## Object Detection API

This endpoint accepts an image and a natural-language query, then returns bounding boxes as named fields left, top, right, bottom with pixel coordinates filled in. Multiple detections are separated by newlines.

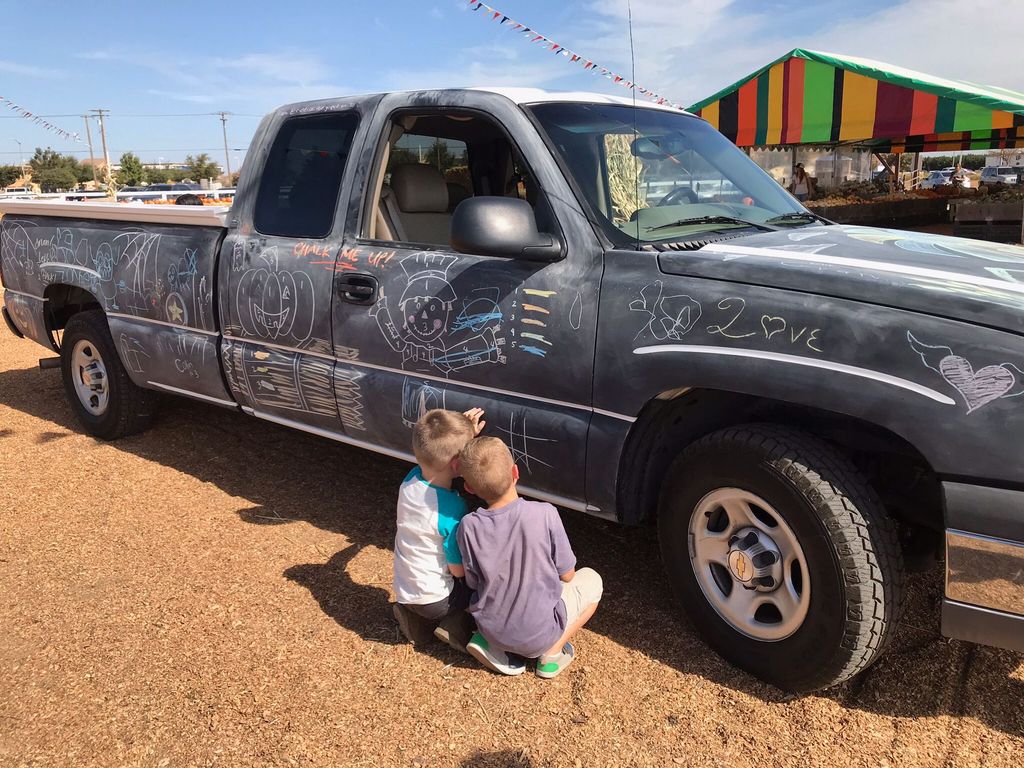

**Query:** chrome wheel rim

left=71, top=339, right=109, bottom=416
left=688, top=487, right=810, bottom=641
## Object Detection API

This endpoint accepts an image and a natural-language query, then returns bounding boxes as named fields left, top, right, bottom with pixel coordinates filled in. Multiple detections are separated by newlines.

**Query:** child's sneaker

left=433, top=611, right=475, bottom=655
left=536, top=642, right=575, bottom=679
left=467, top=632, right=525, bottom=676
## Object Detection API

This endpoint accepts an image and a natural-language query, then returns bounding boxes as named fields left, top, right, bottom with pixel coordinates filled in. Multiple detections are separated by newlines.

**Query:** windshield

left=528, top=103, right=809, bottom=245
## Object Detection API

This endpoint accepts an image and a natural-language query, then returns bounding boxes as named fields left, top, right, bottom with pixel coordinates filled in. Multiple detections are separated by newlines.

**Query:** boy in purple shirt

left=456, top=437, right=603, bottom=678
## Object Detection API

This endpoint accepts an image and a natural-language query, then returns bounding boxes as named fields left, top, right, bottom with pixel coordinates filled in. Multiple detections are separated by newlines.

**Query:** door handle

left=337, top=273, right=378, bottom=305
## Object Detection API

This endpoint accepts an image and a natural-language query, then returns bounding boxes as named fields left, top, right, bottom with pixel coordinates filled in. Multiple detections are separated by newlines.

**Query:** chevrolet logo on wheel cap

left=729, top=550, right=754, bottom=583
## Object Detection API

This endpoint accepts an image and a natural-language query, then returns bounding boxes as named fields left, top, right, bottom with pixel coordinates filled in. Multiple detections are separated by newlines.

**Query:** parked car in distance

left=920, top=169, right=974, bottom=189
left=979, top=166, right=1021, bottom=188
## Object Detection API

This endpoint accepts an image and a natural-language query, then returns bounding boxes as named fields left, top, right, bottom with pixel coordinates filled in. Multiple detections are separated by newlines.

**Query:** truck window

left=254, top=112, right=359, bottom=239
left=365, top=111, right=552, bottom=247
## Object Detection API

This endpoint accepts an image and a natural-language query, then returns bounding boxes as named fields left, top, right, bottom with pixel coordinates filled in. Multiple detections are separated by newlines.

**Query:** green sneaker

left=466, top=632, right=525, bottom=676
left=536, top=642, right=575, bottom=679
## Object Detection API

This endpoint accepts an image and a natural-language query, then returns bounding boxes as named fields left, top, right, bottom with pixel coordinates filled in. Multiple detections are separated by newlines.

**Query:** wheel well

left=42, top=284, right=102, bottom=345
left=617, top=388, right=942, bottom=535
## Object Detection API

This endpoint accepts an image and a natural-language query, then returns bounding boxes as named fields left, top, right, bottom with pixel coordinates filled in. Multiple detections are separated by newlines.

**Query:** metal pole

left=218, top=112, right=231, bottom=178
left=13, top=139, right=24, bottom=181
left=91, top=109, right=112, bottom=191
left=82, top=115, right=98, bottom=186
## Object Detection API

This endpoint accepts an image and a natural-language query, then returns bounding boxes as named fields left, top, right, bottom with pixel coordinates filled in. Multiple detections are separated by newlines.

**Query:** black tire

left=60, top=310, right=157, bottom=439
left=658, top=424, right=904, bottom=692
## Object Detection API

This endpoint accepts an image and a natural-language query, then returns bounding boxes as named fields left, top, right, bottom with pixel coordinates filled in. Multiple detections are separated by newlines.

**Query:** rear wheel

left=658, top=424, right=904, bottom=692
left=60, top=310, right=157, bottom=439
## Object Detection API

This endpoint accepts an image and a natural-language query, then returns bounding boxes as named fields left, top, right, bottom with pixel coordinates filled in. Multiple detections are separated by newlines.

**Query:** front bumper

left=942, top=482, right=1024, bottom=654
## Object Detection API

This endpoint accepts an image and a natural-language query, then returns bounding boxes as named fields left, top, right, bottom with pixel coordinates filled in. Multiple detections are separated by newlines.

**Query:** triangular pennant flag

left=492, top=10, right=500, bottom=19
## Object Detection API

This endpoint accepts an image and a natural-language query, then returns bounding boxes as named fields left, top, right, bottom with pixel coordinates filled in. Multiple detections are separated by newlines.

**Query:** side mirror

left=450, top=197, right=562, bottom=261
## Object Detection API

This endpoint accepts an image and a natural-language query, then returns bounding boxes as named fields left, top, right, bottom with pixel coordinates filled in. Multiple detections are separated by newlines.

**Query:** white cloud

left=0, top=59, right=66, bottom=78
left=569, top=0, right=1024, bottom=107
left=81, top=48, right=348, bottom=110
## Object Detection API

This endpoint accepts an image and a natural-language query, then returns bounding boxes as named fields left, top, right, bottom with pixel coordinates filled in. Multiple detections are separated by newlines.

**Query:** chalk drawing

left=496, top=412, right=556, bottom=474
left=631, top=280, right=702, bottom=342
left=401, top=378, right=449, bottom=428
left=908, top=331, right=1024, bottom=414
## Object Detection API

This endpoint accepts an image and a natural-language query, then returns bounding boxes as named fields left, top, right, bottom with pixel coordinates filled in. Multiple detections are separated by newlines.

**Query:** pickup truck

left=2, top=87, right=1022, bottom=692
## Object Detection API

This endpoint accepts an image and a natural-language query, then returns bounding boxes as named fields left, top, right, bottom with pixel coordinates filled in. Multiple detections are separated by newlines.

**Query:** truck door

left=329, top=91, right=605, bottom=512
left=220, top=98, right=379, bottom=433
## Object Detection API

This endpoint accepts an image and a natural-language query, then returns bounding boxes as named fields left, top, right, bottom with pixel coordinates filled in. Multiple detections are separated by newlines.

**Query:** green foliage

left=185, top=153, right=220, bottom=180
left=143, top=168, right=192, bottom=184
left=29, top=147, right=87, bottom=191
left=33, top=167, right=78, bottom=192
left=117, top=152, right=146, bottom=186
left=922, top=154, right=986, bottom=171
left=0, top=165, right=22, bottom=188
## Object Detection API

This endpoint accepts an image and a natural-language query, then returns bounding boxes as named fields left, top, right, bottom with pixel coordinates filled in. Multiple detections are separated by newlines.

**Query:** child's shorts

left=404, top=578, right=470, bottom=622
left=560, top=567, right=603, bottom=625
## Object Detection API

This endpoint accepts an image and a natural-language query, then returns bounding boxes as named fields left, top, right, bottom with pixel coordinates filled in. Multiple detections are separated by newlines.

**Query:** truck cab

left=3, top=87, right=1023, bottom=692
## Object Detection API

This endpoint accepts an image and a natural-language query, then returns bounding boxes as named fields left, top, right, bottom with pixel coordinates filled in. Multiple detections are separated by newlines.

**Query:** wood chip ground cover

left=0, top=328, right=1021, bottom=767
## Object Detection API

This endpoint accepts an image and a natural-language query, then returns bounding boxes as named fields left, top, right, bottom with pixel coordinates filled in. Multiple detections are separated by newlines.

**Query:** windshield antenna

left=627, top=0, right=640, bottom=251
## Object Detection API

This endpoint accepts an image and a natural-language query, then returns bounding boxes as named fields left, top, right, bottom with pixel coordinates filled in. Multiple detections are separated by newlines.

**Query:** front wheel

left=60, top=310, right=157, bottom=439
left=659, top=424, right=904, bottom=692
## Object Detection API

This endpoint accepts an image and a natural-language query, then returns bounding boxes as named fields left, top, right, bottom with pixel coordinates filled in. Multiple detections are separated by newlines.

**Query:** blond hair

left=458, top=437, right=515, bottom=503
left=412, top=409, right=475, bottom=469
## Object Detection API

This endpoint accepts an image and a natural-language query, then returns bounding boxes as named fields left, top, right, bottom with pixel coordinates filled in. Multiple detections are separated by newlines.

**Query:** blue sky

left=2, top=0, right=1021, bottom=166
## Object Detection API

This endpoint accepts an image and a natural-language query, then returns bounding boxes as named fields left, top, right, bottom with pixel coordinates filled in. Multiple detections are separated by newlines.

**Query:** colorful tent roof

left=689, top=49, right=1024, bottom=153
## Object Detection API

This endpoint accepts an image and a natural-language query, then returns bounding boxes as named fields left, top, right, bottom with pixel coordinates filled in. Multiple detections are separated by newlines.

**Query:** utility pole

left=82, top=115, right=98, bottom=186
left=218, top=112, right=232, bottom=179
left=91, top=108, right=112, bottom=192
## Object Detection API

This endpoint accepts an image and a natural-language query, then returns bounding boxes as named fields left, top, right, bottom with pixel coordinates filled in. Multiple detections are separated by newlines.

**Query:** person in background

left=174, top=193, right=205, bottom=205
left=789, top=163, right=814, bottom=202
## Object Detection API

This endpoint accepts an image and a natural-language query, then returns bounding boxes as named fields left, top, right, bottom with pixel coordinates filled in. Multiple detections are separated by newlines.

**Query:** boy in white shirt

left=392, top=407, right=485, bottom=651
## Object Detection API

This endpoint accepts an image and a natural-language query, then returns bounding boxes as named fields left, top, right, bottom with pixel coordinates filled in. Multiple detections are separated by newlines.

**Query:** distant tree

left=117, top=152, right=146, bottom=186
left=922, top=153, right=986, bottom=171
left=0, top=165, right=21, bottom=188
left=185, top=153, right=220, bottom=180
left=33, top=166, right=78, bottom=192
left=143, top=168, right=191, bottom=184
left=28, top=148, right=86, bottom=191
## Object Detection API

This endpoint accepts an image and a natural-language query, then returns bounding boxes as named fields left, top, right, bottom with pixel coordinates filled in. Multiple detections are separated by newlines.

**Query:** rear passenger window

left=254, top=112, right=358, bottom=239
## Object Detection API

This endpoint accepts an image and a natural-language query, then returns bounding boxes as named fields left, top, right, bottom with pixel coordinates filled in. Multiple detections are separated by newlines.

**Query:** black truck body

left=2, top=87, right=1022, bottom=691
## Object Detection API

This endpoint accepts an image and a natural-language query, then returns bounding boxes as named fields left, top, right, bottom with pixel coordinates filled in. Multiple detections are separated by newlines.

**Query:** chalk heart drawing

left=760, top=315, right=786, bottom=340
left=907, top=331, right=1024, bottom=414
left=938, top=356, right=1015, bottom=414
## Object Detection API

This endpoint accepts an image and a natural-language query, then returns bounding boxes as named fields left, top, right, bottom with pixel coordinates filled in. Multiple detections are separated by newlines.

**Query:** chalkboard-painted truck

left=2, top=89, right=1022, bottom=691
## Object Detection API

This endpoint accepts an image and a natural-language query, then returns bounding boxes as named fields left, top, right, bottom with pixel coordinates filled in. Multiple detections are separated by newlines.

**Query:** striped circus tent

left=690, top=49, right=1024, bottom=153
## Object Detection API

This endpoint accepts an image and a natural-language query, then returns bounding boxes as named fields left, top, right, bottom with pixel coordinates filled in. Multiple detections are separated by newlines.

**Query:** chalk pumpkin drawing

left=235, top=246, right=315, bottom=343
left=908, top=331, right=1024, bottom=413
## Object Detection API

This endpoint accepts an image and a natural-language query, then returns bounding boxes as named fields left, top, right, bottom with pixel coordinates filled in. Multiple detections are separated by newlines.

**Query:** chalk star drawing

left=907, top=331, right=1024, bottom=414
left=166, top=293, right=185, bottom=324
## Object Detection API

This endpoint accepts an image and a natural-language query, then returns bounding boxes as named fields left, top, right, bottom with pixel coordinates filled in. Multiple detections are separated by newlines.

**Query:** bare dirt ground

left=0, top=329, right=1021, bottom=768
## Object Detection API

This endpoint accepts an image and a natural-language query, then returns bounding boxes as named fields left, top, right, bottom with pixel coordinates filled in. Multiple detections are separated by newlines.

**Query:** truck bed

left=0, top=199, right=230, bottom=227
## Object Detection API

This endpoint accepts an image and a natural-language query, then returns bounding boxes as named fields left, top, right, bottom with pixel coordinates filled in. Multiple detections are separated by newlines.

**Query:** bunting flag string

left=467, top=1, right=683, bottom=110
left=0, top=96, right=83, bottom=143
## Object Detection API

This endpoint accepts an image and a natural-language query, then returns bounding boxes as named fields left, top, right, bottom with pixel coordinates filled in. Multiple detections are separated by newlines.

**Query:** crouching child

left=392, top=408, right=485, bottom=652
left=457, top=437, right=603, bottom=678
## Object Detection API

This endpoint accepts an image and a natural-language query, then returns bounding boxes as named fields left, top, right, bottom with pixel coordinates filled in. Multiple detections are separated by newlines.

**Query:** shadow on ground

left=2, top=363, right=1021, bottom=738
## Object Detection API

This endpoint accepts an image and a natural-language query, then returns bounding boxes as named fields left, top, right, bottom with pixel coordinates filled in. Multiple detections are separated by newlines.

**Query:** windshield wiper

left=646, top=215, right=778, bottom=233
left=765, top=211, right=831, bottom=225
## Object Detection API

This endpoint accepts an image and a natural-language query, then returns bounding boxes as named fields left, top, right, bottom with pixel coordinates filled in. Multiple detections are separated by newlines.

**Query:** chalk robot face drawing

left=400, top=267, right=454, bottom=344
left=371, top=252, right=506, bottom=376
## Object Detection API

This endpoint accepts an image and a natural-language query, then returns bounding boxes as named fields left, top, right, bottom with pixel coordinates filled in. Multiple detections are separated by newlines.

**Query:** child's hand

left=463, top=407, right=486, bottom=436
